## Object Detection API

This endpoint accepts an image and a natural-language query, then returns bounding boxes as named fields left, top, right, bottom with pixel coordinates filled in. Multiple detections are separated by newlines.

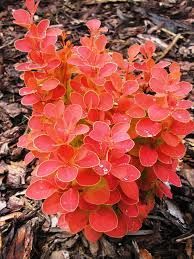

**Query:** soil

left=0, top=0, right=193, bottom=258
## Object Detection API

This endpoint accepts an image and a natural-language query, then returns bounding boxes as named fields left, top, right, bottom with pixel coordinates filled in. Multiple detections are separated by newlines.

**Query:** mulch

left=0, top=0, right=193, bottom=258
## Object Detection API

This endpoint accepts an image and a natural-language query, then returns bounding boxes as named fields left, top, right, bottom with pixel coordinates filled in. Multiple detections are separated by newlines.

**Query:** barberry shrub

left=13, top=0, right=193, bottom=242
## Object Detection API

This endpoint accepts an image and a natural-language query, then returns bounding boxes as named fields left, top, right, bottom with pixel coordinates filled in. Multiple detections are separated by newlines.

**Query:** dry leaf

left=139, top=249, right=153, bottom=259
left=6, top=220, right=35, bottom=259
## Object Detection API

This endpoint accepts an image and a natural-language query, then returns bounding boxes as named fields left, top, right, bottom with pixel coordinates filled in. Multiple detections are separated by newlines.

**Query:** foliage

left=13, top=0, right=193, bottom=242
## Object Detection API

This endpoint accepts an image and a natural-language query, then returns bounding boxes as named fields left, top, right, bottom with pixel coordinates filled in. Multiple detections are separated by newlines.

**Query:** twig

left=84, top=0, right=145, bottom=5
left=127, top=230, right=154, bottom=235
left=156, top=33, right=182, bottom=62
left=0, top=39, right=15, bottom=50
left=161, top=28, right=184, bottom=39
left=176, top=233, right=194, bottom=243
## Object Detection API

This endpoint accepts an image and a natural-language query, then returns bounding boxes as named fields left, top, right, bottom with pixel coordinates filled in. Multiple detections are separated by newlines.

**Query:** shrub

left=13, top=0, right=193, bottom=242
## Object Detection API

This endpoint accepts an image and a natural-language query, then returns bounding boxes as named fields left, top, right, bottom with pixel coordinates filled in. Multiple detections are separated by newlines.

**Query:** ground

left=0, top=0, right=193, bottom=258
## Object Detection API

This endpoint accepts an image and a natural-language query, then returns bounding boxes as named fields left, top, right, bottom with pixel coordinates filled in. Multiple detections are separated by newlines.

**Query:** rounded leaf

left=148, top=104, right=169, bottom=121
left=111, top=164, right=140, bottom=182
left=42, top=192, right=62, bottom=215
left=159, top=142, right=186, bottom=159
left=84, top=225, right=102, bottom=242
left=83, top=178, right=110, bottom=205
left=60, top=188, right=79, bottom=212
left=26, top=179, right=56, bottom=200
left=66, top=209, right=88, bottom=233
left=57, top=166, right=78, bottom=182
left=34, top=134, right=56, bottom=152
left=42, top=78, right=60, bottom=91
left=120, top=181, right=139, bottom=202
left=76, top=168, right=100, bottom=186
left=139, top=145, right=158, bottom=167
left=171, top=109, right=190, bottom=123
left=105, top=214, right=128, bottom=238
left=136, top=118, right=162, bottom=137
left=99, top=63, right=117, bottom=78
left=89, top=207, right=118, bottom=232
left=89, top=121, right=110, bottom=142
left=37, top=160, right=61, bottom=177
left=75, top=148, right=100, bottom=168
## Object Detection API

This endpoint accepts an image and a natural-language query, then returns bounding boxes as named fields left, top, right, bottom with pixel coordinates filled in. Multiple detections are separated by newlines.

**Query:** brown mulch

left=0, top=0, right=194, bottom=258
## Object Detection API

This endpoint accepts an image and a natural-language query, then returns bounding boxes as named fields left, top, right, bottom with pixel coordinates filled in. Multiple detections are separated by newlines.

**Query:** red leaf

left=111, top=122, right=130, bottom=142
left=79, top=195, right=98, bottom=211
left=51, top=84, right=66, bottom=99
left=159, top=142, right=186, bottom=159
left=99, top=63, right=117, bottom=78
left=157, top=150, right=172, bottom=164
left=113, top=139, right=135, bottom=153
left=93, top=160, right=112, bottom=176
left=149, top=78, right=165, bottom=93
left=84, top=91, right=99, bottom=109
left=119, top=202, right=139, bottom=217
left=161, top=132, right=180, bottom=147
left=148, top=104, right=169, bottom=121
left=26, top=179, right=56, bottom=200
left=75, top=124, right=90, bottom=135
left=34, top=134, right=56, bottom=152
left=153, top=163, right=169, bottom=182
left=57, top=166, right=78, bottom=182
left=139, top=145, right=158, bottom=167
left=37, top=160, right=61, bottom=177
left=89, top=207, right=118, bottom=232
left=86, top=19, right=101, bottom=31
left=105, top=189, right=121, bottom=205
left=60, top=188, right=79, bottom=212
left=111, top=164, right=140, bottom=182
left=171, top=109, right=190, bottom=123
left=176, top=100, right=192, bottom=109
left=58, top=214, right=70, bottom=232
left=170, top=120, right=194, bottom=135
left=123, top=80, right=139, bottom=95
left=95, top=34, right=107, bottom=52
left=42, top=78, right=60, bottom=91
left=15, top=38, right=33, bottom=52
left=64, top=104, right=83, bottom=128
left=83, top=178, right=110, bottom=205
left=120, top=181, right=139, bottom=202
left=105, top=213, right=127, bottom=238
left=75, top=148, right=100, bottom=168
left=136, top=118, right=162, bottom=137
left=128, top=105, right=146, bottom=119
left=168, top=171, right=182, bottom=187
left=66, top=209, right=88, bottom=233
left=128, top=44, right=140, bottom=60
left=21, top=94, right=40, bottom=106
left=157, top=182, right=172, bottom=199
left=42, top=192, right=62, bottom=214
left=135, top=93, right=155, bottom=110
left=55, top=176, right=69, bottom=190
left=104, top=174, right=119, bottom=191
left=29, top=115, right=42, bottom=130
left=127, top=218, right=142, bottom=232
left=13, top=9, right=31, bottom=27
left=24, top=152, right=35, bottom=165
left=19, top=87, right=37, bottom=96
left=76, top=168, right=100, bottom=186
left=99, top=92, right=113, bottom=111
left=84, top=225, right=102, bottom=242
left=26, top=0, right=39, bottom=14
left=175, top=81, right=192, bottom=96
left=89, top=121, right=110, bottom=142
